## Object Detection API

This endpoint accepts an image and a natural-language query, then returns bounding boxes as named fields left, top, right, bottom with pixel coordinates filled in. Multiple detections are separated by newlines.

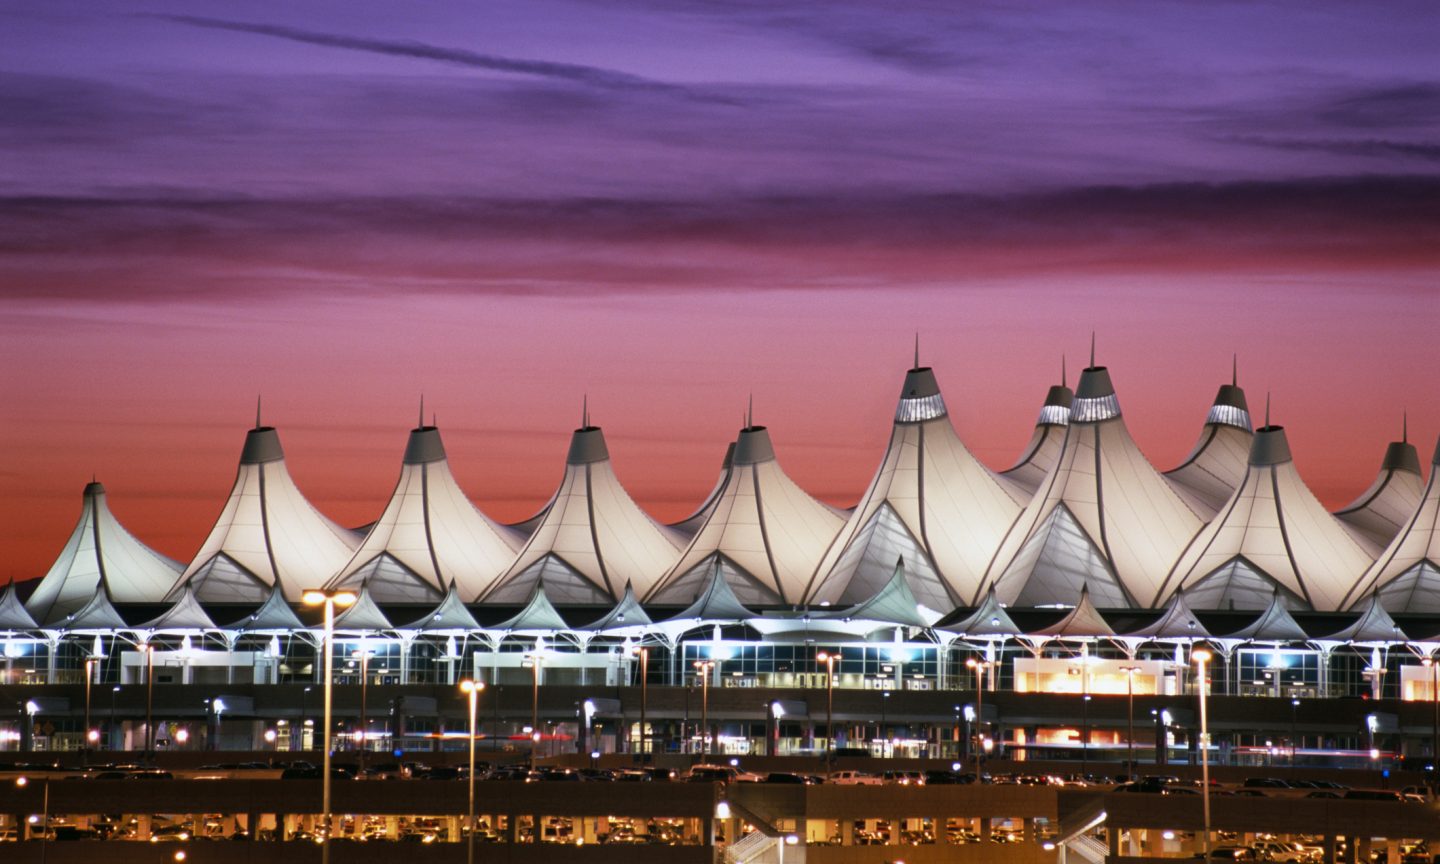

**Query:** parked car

left=830, top=770, right=883, bottom=786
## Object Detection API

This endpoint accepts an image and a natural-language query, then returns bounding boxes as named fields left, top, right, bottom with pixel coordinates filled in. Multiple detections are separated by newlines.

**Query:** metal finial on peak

left=1265, top=391, right=1271, bottom=427
left=913, top=332, right=920, bottom=369
left=418, top=394, right=425, bottom=428
left=582, top=394, right=589, bottom=428
left=747, top=393, right=754, bottom=429
left=255, top=395, right=262, bottom=429
left=1403, top=410, right=1408, bottom=443
left=432, top=412, right=437, bottom=428
left=1232, top=353, right=1238, bottom=387
left=1061, top=355, right=1067, bottom=388
left=1089, top=332, right=1096, bottom=367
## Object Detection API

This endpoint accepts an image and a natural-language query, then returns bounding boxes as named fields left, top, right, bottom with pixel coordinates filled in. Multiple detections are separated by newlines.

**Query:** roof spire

left=1089, top=332, right=1096, bottom=367
left=418, top=394, right=425, bottom=428
left=1265, top=391, right=1271, bottom=427
left=582, top=394, right=589, bottom=428
left=747, top=393, right=754, bottom=429
left=1061, top=355, right=1067, bottom=388
left=432, top=412, right=437, bottom=428
left=913, top=332, right=920, bottom=369
left=1232, top=353, right=1238, bottom=387
left=1403, top=410, right=1408, bottom=443
left=255, top=394, right=262, bottom=429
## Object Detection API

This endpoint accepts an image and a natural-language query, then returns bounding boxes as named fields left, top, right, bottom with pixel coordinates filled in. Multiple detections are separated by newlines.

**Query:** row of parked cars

left=1114, top=774, right=1429, bottom=802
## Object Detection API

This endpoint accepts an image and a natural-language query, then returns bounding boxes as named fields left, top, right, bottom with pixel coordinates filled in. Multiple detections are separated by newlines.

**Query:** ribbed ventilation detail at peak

left=1037, top=403, right=1072, bottom=426
left=1071, top=393, right=1121, bottom=423
left=895, top=393, right=947, bottom=423
left=1205, top=404, right=1252, bottom=431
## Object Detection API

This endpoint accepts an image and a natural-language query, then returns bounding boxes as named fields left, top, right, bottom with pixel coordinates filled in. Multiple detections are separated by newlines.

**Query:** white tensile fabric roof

left=0, top=581, right=40, bottom=631
left=671, top=442, right=734, bottom=537
left=812, top=558, right=938, bottom=628
left=223, top=582, right=306, bottom=633
left=1333, top=435, right=1424, bottom=555
left=1000, top=383, right=1073, bottom=496
left=326, top=424, right=522, bottom=604
left=170, top=426, right=359, bottom=604
left=1125, top=590, right=1212, bottom=641
left=482, top=424, right=684, bottom=606
left=330, top=582, right=394, bottom=633
left=987, top=366, right=1202, bottom=609
left=1164, top=381, right=1254, bottom=520
left=805, top=366, right=1024, bottom=611
left=139, top=582, right=218, bottom=633
left=646, top=424, right=844, bottom=607
left=53, top=580, right=129, bottom=631
left=940, top=587, right=1023, bottom=638
left=1344, top=435, right=1440, bottom=614
left=25, top=481, right=182, bottom=624
left=1220, top=590, right=1308, bottom=642
left=401, top=580, right=483, bottom=633
left=1158, top=425, right=1375, bottom=612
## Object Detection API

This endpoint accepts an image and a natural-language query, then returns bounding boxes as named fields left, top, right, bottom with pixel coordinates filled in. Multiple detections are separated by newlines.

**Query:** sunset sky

left=1, top=1, right=1437, bottom=584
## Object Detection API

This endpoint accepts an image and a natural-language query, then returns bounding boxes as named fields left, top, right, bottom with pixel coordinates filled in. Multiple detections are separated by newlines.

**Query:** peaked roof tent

left=665, top=559, right=757, bottom=625
left=170, top=420, right=359, bottom=604
left=53, top=580, right=129, bottom=631
left=813, top=558, right=936, bottom=628
left=1319, top=593, right=1403, bottom=644
left=1158, top=422, right=1374, bottom=612
left=401, top=580, right=483, bottom=633
left=139, top=583, right=218, bottom=633
left=986, top=357, right=1202, bottom=610
left=481, top=418, right=684, bottom=606
left=224, top=582, right=306, bottom=633
left=1124, top=590, right=1212, bottom=640
left=1164, top=374, right=1254, bottom=519
left=491, top=580, right=570, bottom=634
left=939, top=587, right=1023, bottom=637
left=646, top=421, right=844, bottom=607
left=326, top=420, right=522, bottom=604
left=579, top=582, right=653, bottom=635
left=1220, top=590, right=1309, bottom=642
left=1344, top=434, right=1440, bottom=614
left=1028, top=586, right=1115, bottom=639
left=330, top=582, right=394, bottom=633
left=804, top=364, right=1025, bottom=612
left=25, top=481, right=183, bottom=624
left=1000, top=374, right=1075, bottom=497
left=0, top=581, right=40, bottom=631
left=671, top=441, right=735, bottom=537
left=1334, top=427, right=1424, bottom=554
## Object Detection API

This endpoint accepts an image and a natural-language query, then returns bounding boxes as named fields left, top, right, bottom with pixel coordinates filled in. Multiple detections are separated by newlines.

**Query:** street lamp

left=816, top=651, right=840, bottom=776
left=352, top=648, right=373, bottom=772
left=1193, top=647, right=1213, bottom=862
left=693, top=660, right=715, bottom=757
left=632, top=646, right=649, bottom=755
left=302, top=587, right=357, bottom=864
left=139, top=643, right=155, bottom=761
left=965, top=658, right=991, bottom=781
left=82, top=657, right=95, bottom=765
left=1119, top=665, right=1140, bottom=778
left=301, top=686, right=312, bottom=751
left=460, top=680, right=484, bottom=864
left=1289, top=698, right=1300, bottom=770
left=109, top=685, right=119, bottom=751
left=1424, top=659, right=1439, bottom=784
left=522, top=653, right=542, bottom=770
left=16, top=775, right=50, bottom=861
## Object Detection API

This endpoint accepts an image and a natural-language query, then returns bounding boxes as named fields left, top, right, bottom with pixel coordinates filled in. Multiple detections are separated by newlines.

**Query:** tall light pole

left=460, top=680, right=484, bottom=864
left=693, top=660, right=714, bottom=757
left=16, top=775, right=49, bottom=863
left=966, top=658, right=990, bottom=781
left=109, top=686, right=119, bottom=751
left=1289, top=698, right=1300, bottom=770
left=1193, top=648, right=1213, bottom=863
left=1424, top=659, right=1439, bottom=787
left=352, top=648, right=372, bottom=772
left=816, top=651, right=840, bottom=776
left=140, top=644, right=155, bottom=761
left=301, top=686, right=312, bottom=751
left=633, top=646, right=649, bottom=755
left=523, top=653, right=542, bottom=770
left=82, top=658, right=95, bottom=766
left=302, top=588, right=357, bottom=864
left=1120, top=665, right=1140, bottom=778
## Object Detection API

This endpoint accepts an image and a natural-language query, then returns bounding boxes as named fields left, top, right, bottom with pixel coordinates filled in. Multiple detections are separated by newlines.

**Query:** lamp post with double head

left=1425, top=658, right=1440, bottom=787
left=816, top=651, right=840, bottom=776
left=523, top=653, right=542, bottom=769
left=633, top=646, right=649, bottom=755
left=460, top=679, right=484, bottom=864
left=693, top=660, right=715, bottom=757
left=82, top=658, right=95, bottom=765
left=1193, top=648, right=1213, bottom=862
left=352, top=648, right=372, bottom=771
left=139, top=643, right=155, bottom=761
left=302, top=588, right=357, bottom=864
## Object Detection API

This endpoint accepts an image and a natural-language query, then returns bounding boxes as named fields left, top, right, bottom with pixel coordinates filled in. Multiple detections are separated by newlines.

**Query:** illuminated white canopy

left=1124, top=590, right=1212, bottom=641
left=579, top=582, right=653, bottom=636
left=327, top=422, right=522, bottom=604
left=139, top=582, right=218, bottom=634
left=224, top=582, right=305, bottom=633
left=1164, top=378, right=1254, bottom=519
left=671, top=442, right=735, bottom=537
left=170, top=423, right=359, bottom=604
left=330, top=582, right=394, bottom=634
left=805, top=365, right=1025, bottom=611
left=1334, top=431, right=1424, bottom=555
left=1344, top=435, right=1440, bottom=614
left=0, top=581, right=40, bottom=631
left=482, top=420, right=683, bottom=605
left=401, top=580, right=483, bottom=634
left=52, top=580, right=129, bottom=632
left=1220, top=589, right=1308, bottom=642
left=987, top=364, right=1202, bottom=609
left=490, top=579, right=570, bottom=636
left=647, top=423, right=844, bottom=607
left=1158, top=424, right=1374, bottom=612
left=940, top=586, right=1023, bottom=638
left=812, top=558, right=939, bottom=628
left=1029, top=585, right=1115, bottom=639
left=26, top=481, right=182, bottom=623
left=1000, top=381, right=1074, bottom=496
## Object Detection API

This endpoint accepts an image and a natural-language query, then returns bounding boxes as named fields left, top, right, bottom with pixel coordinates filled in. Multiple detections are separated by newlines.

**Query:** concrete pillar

left=1324, top=834, right=1337, bottom=864
left=980, top=818, right=992, bottom=842
left=888, top=818, right=900, bottom=845
left=447, top=815, right=460, bottom=842
left=937, top=816, right=951, bottom=844
left=1358, top=837, right=1372, bottom=864
left=1024, top=817, right=1036, bottom=845
left=136, top=813, right=152, bottom=841
left=1108, top=826, right=1121, bottom=859
left=841, top=819, right=854, bottom=846
left=1387, top=839, right=1401, bottom=864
